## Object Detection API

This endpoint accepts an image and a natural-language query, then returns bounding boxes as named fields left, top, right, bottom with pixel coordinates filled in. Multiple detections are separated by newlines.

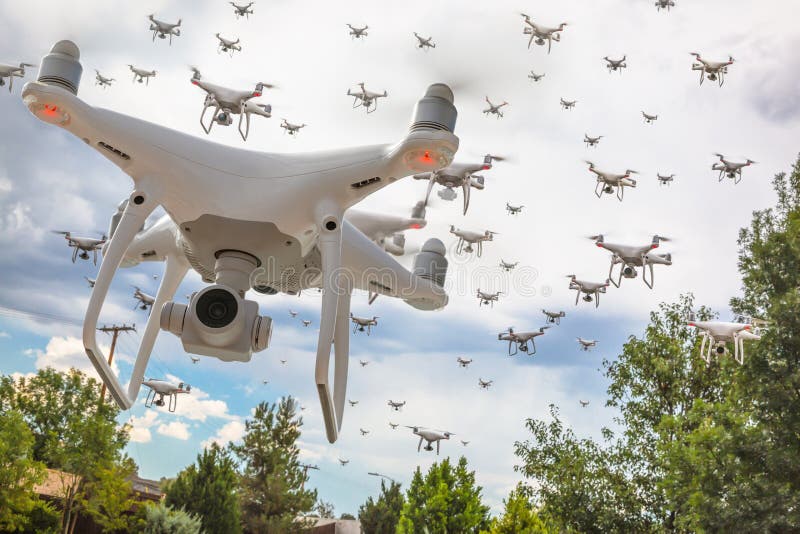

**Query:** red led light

left=42, top=104, right=59, bottom=116
left=410, top=223, right=422, bottom=229
left=483, top=165, right=490, bottom=170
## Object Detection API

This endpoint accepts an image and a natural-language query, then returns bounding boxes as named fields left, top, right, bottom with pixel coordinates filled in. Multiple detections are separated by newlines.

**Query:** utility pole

left=299, top=463, right=319, bottom=491
left=97, top=323, right=136, bottom=405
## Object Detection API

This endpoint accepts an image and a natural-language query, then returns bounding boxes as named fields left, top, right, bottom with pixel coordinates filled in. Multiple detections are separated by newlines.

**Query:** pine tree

left=358, top=480, right=404, bottom=534
left=487, top=483, right=552, bottom=534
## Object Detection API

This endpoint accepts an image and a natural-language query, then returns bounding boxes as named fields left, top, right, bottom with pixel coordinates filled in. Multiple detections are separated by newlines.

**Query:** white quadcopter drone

left=589, top=234, right=673, bottom=289
left=344, top=201, right=426, bottom=259
left=143, top=378, right=191, bottom=412
left=478, top=378, right=493, bottom=390
left=450, top=226, right=497, bottom=257
left=147, top=14, right=181, bottom=45
left=461, top=440, right=470, bottom=446
left=0, top=62, right=36, bottom=93
left=350, top=313, right=378, bottom=335
left=85, top=276, right=96, bottom=288
left=216, top=34, right=242, bottom=56
left=280, top=118, right=306, bottom=136
left=476, top=289, right=503, bottom=308
left=712, top=153, right=756, bottom=184
left=360, top=428, right=370, bottom=436
left=132, top=286, right=156, bottom=311
left=584, top=134, right=603, bottom=148
left=604, top=56, right=627, bottom=73
left=301, top=320, right=312, bottom=328
left=387, top=400, right=406, bottom=411
left=498, top=326, right=549, bottom=355
left=567, top=275, right=610, bottom=308
left=579, top=399, right=590, bottom=407
left=577, top=337, right=598, bottom=351
left=690, top=53, right=734, bottom=87
left=500, top=259, right=518, bottom=272
left=542, top=309, right=565, bottom=325
left=655, top=0, right=675, bottom=11
left=560, top=98, right=576, bottom=110
left=347, top=83, right=388, bottom=114
left=483, top=97, right=509, bottom=118
left=528, top=71, right=545, bottom=82
left=52, top=230, right=106, bottom=264
left=358, top=359, right=369, bottom=367
left=657, top=173, right=675, bottom=186
left=506, top=203, right=524, bottom=215
left=289, top=310, right=298, bottom=318
left=347, top=24, right=369, bottom=39
left=348, top=400, right=359, bottom=407
left=94, top=70, right=114, bottom=88
left=128, top=65, right=156, bottom=85
left=688, top=313, right=761, bottom=364
left=191, top=356, right=200, bottom=364
left=520, top=14, right=567, bottom=53
left=230, top=2, right=254, bottom=19
left=25, top=40, right=459, bottom=444
left=414, top=33, right=435, bottom=50
left=456, top=356, right=472, bottom=368
left=413, top=154, right=503, bottom=215
left=190, top=67, right=273, bottom=142
left=338, top=458, right=349, bottom=466
left=642, top=111, right=658, bottom=124
left=406, top=425, right=453, bottom=455
left=585, top=161, right=638, bottom=201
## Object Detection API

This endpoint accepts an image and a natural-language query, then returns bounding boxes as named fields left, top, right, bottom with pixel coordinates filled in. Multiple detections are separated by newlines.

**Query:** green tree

left=138, top=502, right=202, bottom=534
left=165, top=442, right=242, bottom=534
left=486, top=483, right=552, bottom=534
left=231, top=397, right=317, bottom=533
left=314, top=500, right=335, bottom=518
left=79, top=458, right=137, bottom=533
left=359, top=480, right=404, bottom=534
left=0, top=409, right=47, bottom=532
left=397, top=456, right=490, bottom=534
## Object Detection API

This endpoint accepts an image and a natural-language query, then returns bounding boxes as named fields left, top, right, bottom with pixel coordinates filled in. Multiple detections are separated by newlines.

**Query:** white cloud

left=127, top=410, right=159, bottom=444
left=0, top=331, right=10, bottom=339
left=163, top=374, right=238, bottom=423
left=201, top=420, right=246, bottom=449
left=157, top=421, right=191, bottom=441
left=27, top=336, right=122, bottom=379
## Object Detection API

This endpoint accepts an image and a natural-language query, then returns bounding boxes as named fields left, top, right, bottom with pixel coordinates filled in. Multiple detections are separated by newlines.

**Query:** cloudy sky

left=1, top=0, right=799, bottom=516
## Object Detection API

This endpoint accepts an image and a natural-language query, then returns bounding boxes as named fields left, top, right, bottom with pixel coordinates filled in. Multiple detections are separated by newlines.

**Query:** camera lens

left=196, top=288, right=238, bottom=328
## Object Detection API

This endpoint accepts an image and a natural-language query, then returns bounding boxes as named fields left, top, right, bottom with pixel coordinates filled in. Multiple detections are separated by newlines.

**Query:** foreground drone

left=407, top=426, right=453, bottom=455
left=456, top=356, right=472, bottom=368
left=350, top=314, right=378, bottom=335
left=542, top=309, right=565, bottom=325
left=712, top=153, right=756, bottom=184
left=604, top=56, right=627, bottom=73
left=477, top=289, right=503, bottom=308
left=344, top=201, right=426, bottom=259
left=584, top=134, right=603, bottom=147
left=560, top=98, right=577, bottom=110
left=690, top=53, right=734, bottom=87
left=567, top=275, right=610, bottom=308
left=498, top=326, right=549, bottom=355
left=585, top=161, right=638, bottom=201
left=589, top=234, right=673, bottom=289
left=0, top=62, right=36, bottom=93
left=190, top=67, right=273, bottom=141
left=25, top=41, right=459, bottom=444
left=577, top=338, right=598, bottom=351
left=520, top=14, right=567, bottom=53
left=143, top=378, right=191, bottom=412
left=483, top=97, right=509, bottom=118
left=413, top=154, right=503, bottom=215
left=230, top=2, right=254, bottom=19
left=94, top=70, right=114, bottom=88
left=280, top=118, right=306, bottom=136
left=688, top=313, right=761, bottom=364
left=347, top=83, right=388, bottom=113
left=53, top=231, right=106, bottom=264
left=147, top=14, right=181, bottom=44
left=216, top=34, right=242, bottom=56
left=414, top=33, right=435, bottom=50
left=347, top=24, right=369, bottom=39
left=129, top=65, right=156, bottom=85
left=450, top=226, right=496, bottom=257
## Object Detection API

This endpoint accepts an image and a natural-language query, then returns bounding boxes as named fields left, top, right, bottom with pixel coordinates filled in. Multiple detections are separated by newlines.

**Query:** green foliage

left=358, top=480, right=404, bottom=534
left=339, top=512, right=355, bottom=520
left=486, top=484, right=552, bottom=534
left=166, top=442, right=242, bottom=534
left=139, top=502, right=202, bottom=534
left=0, top=409, right=46, bottom=532
left=79, top=458, right=138, bottom=533
left=314, top=500, right=335, bottom=518
left=397, top=456, right=490, bottom=534
left=231, top=397, right=317, bottom=533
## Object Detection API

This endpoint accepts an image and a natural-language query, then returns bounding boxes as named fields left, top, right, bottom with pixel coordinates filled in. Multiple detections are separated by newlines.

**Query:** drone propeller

left=51, top=230, right=71, bottom=236
left=189, top=66, right=202, bottom=80
left=256, top=81, right=277, bottom=89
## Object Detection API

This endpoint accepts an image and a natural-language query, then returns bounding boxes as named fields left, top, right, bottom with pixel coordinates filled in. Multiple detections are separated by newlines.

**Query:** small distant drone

left=360, top=428, right=370, bottom=436
left=688, top=313, right=762, bottom=364
left=230, top=2, right=254, bottom=19
left=143, top=378, right=190, bottom=412
left=406, top=426, right=453, bottom=455
left=498, top=326, right=549, bottom=356
left=350, top=314, right=379, bottom=335
left=348, top=399, right=359, bottom=407
left=280, top=359, right=287, bottom=365
left=132, top=286, right=156, bottom=311
left=461, top=440, right=470, bottom=446
left=338, top=458, right=350, bottom=466
left=387, top=400, right=406, bottom=411
left=347, top=24, right=369, bottom=39
left=94, top=70, right=114, bottom=88
left=216, top=34, right=242, bottom=56
left=478, top=378, right=493, bottom=389
left=52, top=231, right=106, bottom=264
left=577, top=337, right=598, bottom=351
left=347, top=82, right=388, bottom=113
left=359, top=359, right=369, bottom=367
left=528, top=71, right=545, bottom=82
left=414, top=33, right=435, bottom=50
left=560, top=98, right=577, bottom=110
left=655, top=0, right=675, bottom=11
left=657, top=173, right=675, bottom=186
left=579, top=400, right=590, bottom=407
left=456, top=357, right=473, bottom=368
left=604, top=56, right=627, bottom=73
left=642, top=111, right=658, bottom=124
left=500, top=259, right=518, bottom=272
left=289, top=310, right=298, bottom=318
left=712, top=153, right=756, bottom=184
left=483, top=97, right=509, bottom=118
left=413, top=154, right=503, bottom=215
left=520, top=14, right=567, bottom=53
left=477, top=289, right=503, bottom=308
left=190, top=356, right=200, bottom=364
left=585, top=161, right=638, bottom=201
left=690, top=53, right=734, bottom=87
left=567, top=275, right=610, bottom=308
left=450, top=226, right=497, bottom=257
left=85, top=276, right=96, bottom=288
left=128, top=65, right=156, bottom=85
left=584, top=134, right=603, bottom=147
left=389, top=422, right=399, bottom=429
left=190, top=67, right=273, bottom=141
left=280, top=118, right=306, bottom=136
left=0, top=62, right=36, bottom=92
left=542, top=310, right=565, bottom=325
left=301, top=320, right=312, bottom=327
left=262, top=379, right=268, bottom=384
left=147, top=14, right=181, bottom=45
left=506, top=203, right=524, bottom=215
left=589, top=234, right=673, bottom=289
